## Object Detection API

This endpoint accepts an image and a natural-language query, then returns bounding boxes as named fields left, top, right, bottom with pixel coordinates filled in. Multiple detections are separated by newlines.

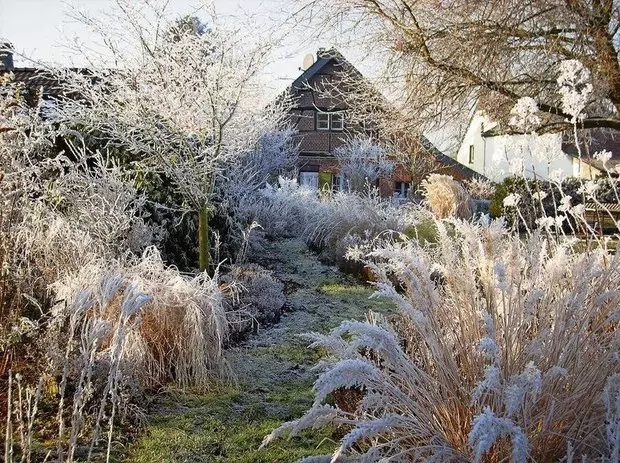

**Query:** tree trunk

left=198, top=206, right=210, bottom=272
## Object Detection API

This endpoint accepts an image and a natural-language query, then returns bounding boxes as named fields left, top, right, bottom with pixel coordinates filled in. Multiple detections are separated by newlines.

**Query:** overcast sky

left=0, top=0, right=375, bottom=96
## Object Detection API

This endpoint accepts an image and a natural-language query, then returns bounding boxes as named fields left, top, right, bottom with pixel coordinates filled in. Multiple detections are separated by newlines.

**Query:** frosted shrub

left=304, top=188, right=418, bottom=254
left=493, top=60, right=619, bottom=242
left=244, top=176, right=319, bottom=237
left=223, top=263, right=285, bottom=339
left=246, top=177, right=422, bottom=267
left=54, top=1, right=292, bottom=271
left=464, top=177, right=496, bottom=201
left=264, top=218, right=620, bottom=461
left=2, top=72, right=230, bottom=459
left=333, top=136, right=394, bottom=192
left=421, top=173, right=475, bottom=219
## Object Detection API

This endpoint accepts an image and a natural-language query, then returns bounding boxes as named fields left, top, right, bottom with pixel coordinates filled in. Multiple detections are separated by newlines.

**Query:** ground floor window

left=299, top=171, right=319, bottom=189
left=332, top=174, right=348, bottom=192
left=394, top=181, right=410, bottom=198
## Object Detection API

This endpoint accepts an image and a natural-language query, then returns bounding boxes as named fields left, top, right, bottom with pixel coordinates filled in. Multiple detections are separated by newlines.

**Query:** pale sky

left=0, top=0, right=375, bottom=96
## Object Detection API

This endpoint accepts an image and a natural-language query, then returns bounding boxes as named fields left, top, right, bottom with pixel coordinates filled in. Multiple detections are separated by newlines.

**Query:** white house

left=455, top=112, right=582, bottom=182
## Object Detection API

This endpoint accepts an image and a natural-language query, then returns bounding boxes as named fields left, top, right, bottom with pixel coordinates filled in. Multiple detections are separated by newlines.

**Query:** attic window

left=469, top=145, right=475, bottom=164
left=317, top=112, right=330, bottom=130
left=331, top=113, right=343, bottom=131
left=316, top=111, right=344, bottom=131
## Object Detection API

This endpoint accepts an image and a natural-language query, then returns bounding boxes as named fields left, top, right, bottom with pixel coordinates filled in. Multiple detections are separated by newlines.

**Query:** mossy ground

left=125, top=236, right=397, bottom=462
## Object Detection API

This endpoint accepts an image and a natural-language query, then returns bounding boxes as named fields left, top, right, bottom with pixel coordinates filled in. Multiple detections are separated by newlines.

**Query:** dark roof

left=419, top=136, right=487, bottom=180
left=0, top=68, right=66, bottom=98
left=562, top=129, right=620, bottom=171
left=291, top=48, right=362, bottom=91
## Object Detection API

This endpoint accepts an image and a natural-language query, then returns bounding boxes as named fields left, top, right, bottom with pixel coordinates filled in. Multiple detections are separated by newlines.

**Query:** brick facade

left=288, top=49, right=413, bottom=199
left=287, top=49, right=480, bottom=199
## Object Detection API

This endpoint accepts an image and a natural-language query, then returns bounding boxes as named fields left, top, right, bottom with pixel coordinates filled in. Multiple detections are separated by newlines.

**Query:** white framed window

left=316, top=112, right=330, bottom=131
left=299, top=171, right=319, bottom=189
left=330, top=113, right=343, bottom=131
left=332, top=174, right=348, bottom=192
left=316, top=111, right=344, bottom=131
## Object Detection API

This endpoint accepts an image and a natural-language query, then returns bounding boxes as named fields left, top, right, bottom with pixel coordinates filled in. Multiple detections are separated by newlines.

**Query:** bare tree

left=298, top=0, right=620, bottom=135
left=54, top=0, right=290, bottom=271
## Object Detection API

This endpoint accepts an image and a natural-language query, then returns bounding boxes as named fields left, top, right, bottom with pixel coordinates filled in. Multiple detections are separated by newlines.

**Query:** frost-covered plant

left=558, top=60, right=593, bottom=123
left=333, top=136, right=394, bottom=192
left=509, top=97, right=541, bottom=133
left=50, top=247, right=229, bottom=389
left=2, top=67, right=230, bottom=459
left=54, top=0, right=290, bottom=271
left=498, top=61, right=619, bottom=243
left=464, top=177, right=496, bottom=201
left=304, top=188, right=418, bottom=254
left=243, top=176, right=319, bottom=238
left=213, top=128, right=299, bottom=260
left=223, top=263, right=285, bottom=339
left=421, top=173, right=475, bottom=219
left=265, top=218, right=620, bottom=461
left=5, top=273, right=151, bottom=463
left=222, top=128, right=299, bottom=201
left=246, top=177, right=420, bottom=260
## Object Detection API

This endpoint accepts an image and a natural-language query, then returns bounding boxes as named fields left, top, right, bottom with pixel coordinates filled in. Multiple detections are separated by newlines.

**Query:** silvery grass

left=49, top=247, right=230, bottom=390
left=5, top=246, right=230, bottom=462
left=245, top=176, right=420, bottom=251
left=263, top=60, right=619, bottom=462
left=420, top=174, right=476, bottom=220
left=263, top=217, right=619, bottom=462
left=5, top=274, right=151, bottom=463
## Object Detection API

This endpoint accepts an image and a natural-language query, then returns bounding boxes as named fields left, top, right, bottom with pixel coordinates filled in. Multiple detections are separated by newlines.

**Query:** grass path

left=125, top=237, right=397, bottom=463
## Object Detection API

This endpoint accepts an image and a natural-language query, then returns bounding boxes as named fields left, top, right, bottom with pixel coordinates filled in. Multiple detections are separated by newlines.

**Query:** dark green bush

left=489, top=176, right=619, bottom=231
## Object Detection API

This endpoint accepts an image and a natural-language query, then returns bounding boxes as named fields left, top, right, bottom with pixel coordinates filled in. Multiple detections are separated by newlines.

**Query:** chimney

left=0, top=42, right=14, bottom=71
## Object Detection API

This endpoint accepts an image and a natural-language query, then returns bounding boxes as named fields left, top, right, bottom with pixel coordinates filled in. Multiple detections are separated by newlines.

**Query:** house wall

left=456, top=114, right=488, bottom=177
left=456, top=112, right=574, bottom=182
left=572, top=157, right=602, bottom=179
left=289, top=54, right=412, bottom=198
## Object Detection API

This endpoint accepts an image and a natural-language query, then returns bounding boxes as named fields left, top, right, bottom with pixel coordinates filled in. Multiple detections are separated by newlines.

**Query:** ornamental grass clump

left=5, top=272, right=152, bottom=463
left=421, top=173, right=475, bottom=219
left=304, top=187, right=419, bottom=253
left=264, top=217, right=620, bottom=462
left=248, top=176, right=420, bottom=257
left=51, top=247, right=230, bottom=390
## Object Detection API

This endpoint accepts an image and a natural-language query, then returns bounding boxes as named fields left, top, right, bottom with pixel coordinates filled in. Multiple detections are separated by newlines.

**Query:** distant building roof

left=0, top=68, right=65, bottom=98
left=419, top=136, right=487, bottom=181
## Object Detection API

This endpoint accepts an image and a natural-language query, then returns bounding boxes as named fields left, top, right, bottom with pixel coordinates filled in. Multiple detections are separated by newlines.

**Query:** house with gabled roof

left=287, top=48, right=481, bottom=200
left=455, top=98, right=620, bottom=181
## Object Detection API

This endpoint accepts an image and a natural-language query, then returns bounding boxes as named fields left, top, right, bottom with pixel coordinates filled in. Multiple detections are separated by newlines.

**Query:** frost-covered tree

left=54, top=0, right=290, bottom=271
left=333, top=135, right=394, bottom=192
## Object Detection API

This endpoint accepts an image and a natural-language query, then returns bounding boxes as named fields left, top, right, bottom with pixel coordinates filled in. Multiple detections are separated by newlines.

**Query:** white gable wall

left=456, top=112, right=575, bottom=181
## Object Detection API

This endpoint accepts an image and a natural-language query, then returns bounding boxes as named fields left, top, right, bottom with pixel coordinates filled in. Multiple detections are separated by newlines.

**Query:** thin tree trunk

left=198, top=205, right=210, bottom=272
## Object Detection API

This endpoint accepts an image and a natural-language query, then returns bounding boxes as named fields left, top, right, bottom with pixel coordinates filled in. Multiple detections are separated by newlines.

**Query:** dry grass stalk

left=421, top=174, right=475, bottom=219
